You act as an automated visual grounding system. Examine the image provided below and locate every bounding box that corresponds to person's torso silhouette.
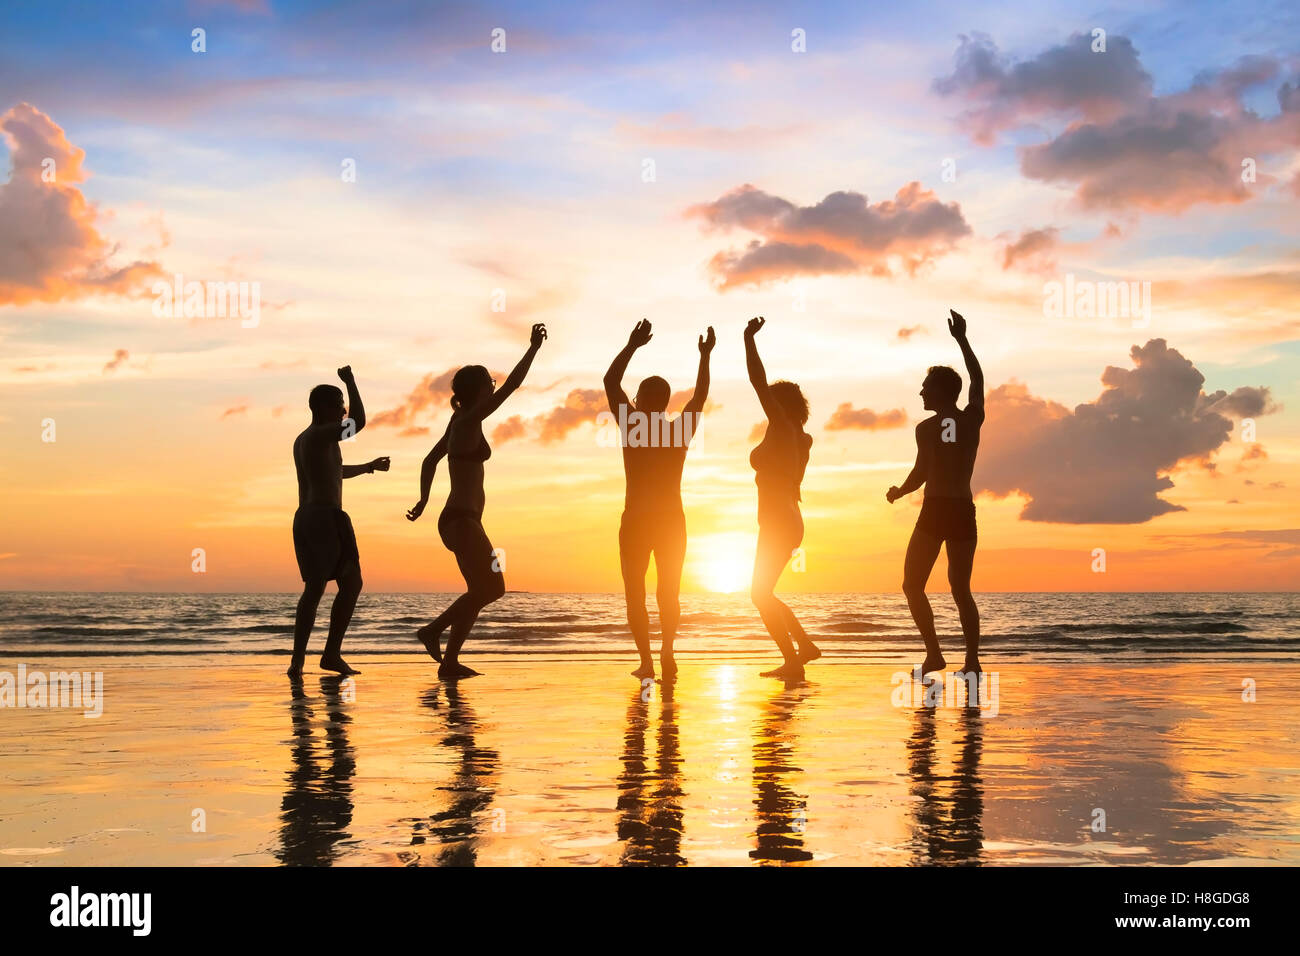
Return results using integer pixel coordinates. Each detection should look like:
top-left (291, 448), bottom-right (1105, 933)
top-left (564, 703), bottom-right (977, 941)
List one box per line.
top-left (749, 419), bottom-right (811, 514)
top-left (621, 413), bottom-right (692, 515)
top-left (293, 428), bottom-right (343, 508)
top-left (918, 404), bottom-right (983, 499)
top-left (444, 411), bottom-right (490, 516)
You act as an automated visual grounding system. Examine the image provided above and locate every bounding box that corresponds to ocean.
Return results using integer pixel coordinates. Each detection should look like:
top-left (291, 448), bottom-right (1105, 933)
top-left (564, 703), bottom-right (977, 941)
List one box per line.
top-left (0, 591), bottom-right (1296, 662)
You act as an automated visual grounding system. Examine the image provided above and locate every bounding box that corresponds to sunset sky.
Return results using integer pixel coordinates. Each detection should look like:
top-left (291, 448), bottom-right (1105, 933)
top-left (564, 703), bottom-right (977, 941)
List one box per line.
top-left (2, 0), bottom-right (1298, 592)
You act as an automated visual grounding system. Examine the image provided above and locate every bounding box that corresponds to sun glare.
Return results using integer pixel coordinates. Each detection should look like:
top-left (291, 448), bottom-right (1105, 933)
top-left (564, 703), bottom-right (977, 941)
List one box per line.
top-left (690, 532), bottom-right (754, 593)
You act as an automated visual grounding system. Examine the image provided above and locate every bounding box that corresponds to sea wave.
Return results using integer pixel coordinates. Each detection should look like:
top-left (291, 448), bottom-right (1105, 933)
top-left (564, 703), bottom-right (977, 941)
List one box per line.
top-left (0, 592), bottom-right (1296, 662)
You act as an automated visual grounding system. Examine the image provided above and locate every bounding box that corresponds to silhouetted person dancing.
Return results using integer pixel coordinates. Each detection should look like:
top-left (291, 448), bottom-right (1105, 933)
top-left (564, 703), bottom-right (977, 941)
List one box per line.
top-left (887, 310), bottom-right (984, 676)
top-left (289, 366), bottom-right (390, 678)
top-left (604, 318), bottom-right (715, 681)
top-left (745, 317), bottom-right (820, 681)
top-left (407, 324), bottom-right (547, 678)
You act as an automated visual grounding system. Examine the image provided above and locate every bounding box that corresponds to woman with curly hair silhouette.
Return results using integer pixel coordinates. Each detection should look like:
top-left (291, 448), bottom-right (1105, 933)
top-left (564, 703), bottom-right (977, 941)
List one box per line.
top-left (744, 317), bottom-right (820, 681)
top-left (407, 323), bottom-right (547, 678)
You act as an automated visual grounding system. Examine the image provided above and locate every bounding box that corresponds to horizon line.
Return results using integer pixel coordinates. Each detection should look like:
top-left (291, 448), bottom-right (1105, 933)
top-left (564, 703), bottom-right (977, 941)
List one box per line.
top-left (1, 589), bottom-right (1296, 596)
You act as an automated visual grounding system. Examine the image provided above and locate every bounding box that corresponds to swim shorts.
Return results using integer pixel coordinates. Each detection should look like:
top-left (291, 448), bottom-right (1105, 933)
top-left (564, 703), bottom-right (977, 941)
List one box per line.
top-left (292, 505), bottom-right (360, 582)
top-left (915, 497), bottom-right (977, 544)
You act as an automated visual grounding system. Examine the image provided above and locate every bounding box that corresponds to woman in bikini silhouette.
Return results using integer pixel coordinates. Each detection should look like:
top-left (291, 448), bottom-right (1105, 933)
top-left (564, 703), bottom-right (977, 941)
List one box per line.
top-left (744, 317), bottom-right (820, 681)
top-left (407, 323), bottom-right (547, 678)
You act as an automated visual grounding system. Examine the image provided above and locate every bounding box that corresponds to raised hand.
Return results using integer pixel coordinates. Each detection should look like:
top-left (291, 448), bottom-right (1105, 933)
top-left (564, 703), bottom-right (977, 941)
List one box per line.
top-left (628, 318), bottom-right (653, 348)
top-left (947, 309), bottom-right (966, 339)
top-left (337, 365), bottom-right (355, 383)
top-left (745, 316), bottom-right (766, 338)
top-left (699, 326), bottom-right (716, 354)
top-left (406, 499), bottom-right (427, 522)
top-left (370, 456), bottom-right (391, 473)
top-left (530, 323), bottom-right (548, 349)
top-left (886, 486), bottom-right (902, 504)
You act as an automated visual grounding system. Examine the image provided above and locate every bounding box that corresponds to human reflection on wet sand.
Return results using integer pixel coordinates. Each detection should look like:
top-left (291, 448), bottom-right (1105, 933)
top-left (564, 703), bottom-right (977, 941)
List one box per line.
top-left (398, 681), bottom-right (499, 866)
top-left (277, 676), bottom-right (356, 866)
top-left (907, 701), bottom-right (984, 865)
top-left (616, 682), bottom-right (686, 865)
top-left (750, 683), bottom-right (815, 863)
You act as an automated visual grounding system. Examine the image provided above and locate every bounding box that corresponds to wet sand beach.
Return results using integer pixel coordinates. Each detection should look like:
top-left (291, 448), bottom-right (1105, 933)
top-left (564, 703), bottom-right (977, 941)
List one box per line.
top-left (2, 657), bottom-right (1297, 866)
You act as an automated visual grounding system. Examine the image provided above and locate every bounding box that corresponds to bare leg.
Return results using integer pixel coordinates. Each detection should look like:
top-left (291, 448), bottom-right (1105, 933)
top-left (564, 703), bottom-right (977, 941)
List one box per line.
top-left (654, 515), bottom-right (686, 681)
top-left (782, 599), bottom-right (820, 663)
top-left (620, 518), bottom-right (654, 679)
top-left (320, 568), bottom-right (362, 675)
top-left (440, 516), bottom-right (504, 678)
top-left (903, 527), bottom-right (944, 674)
top-left (418, 592), bottom-right (481, 663)
top-left (289, 580), bottom-right (326, 677)
top-left (442, 602), bottom-right (485, 668)
top-left (752, 523), bottom-right (801, 679)
top-left (656, 581), bottom-right (680, 680)
top-left (946, 537), bottom-right (981, 671)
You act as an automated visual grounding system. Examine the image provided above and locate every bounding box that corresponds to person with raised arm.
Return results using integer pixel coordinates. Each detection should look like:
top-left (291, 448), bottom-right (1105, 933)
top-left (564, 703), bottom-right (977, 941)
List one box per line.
top-left (886, 309), bottom-right (985, 677)
top-left (744, 317), bottom-right (820, 681)
top-left (288, 366), bottom-right (390, 679)
top-left (604, 318), bottom-right (715, 682)
top-left (407, 323), bottom-right (547, 679)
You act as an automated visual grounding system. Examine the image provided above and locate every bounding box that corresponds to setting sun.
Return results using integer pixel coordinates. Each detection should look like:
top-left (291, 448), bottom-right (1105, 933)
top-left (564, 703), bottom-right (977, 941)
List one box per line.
top-left (689, 533), bottom-right (755, 593)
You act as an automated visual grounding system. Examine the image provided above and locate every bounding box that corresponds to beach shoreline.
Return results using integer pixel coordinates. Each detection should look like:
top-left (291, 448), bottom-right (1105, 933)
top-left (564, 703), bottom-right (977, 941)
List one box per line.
top-left (2, 656), bottom-right (1296, 866)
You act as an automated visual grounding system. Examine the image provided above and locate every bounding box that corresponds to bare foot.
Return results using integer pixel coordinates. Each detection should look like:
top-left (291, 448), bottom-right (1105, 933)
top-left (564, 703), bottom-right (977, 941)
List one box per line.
top-left (761, 661), bottom-right (805, 681)
top-left (797, 642), bottom-right (821, 664)
top-left (958, 656), bottom-right (982, 674)
top-left (286, 660), bottom-right (304, 679)
top-left (416, 623), bottom-right (443, 663)
top-left (320, 656), bottom-right (361, 675)
top-left (439, 662), bottom-right (481, 679)
top-left (631, 662), bottom-right (655, 680)
top-left (660, 657), bottom-right (678, 681)
top-left (916, 652), bottom-right (946, 677)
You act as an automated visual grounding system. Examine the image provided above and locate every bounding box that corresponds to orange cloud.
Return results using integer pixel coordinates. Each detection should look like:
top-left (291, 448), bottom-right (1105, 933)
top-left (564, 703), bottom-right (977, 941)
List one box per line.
top-left (479, 390), bottom-right (605, 445)
top-left (824, 403), bottom-right (907, 431)
top-left (537, 388), bottom-right (605, 443)
top-left (491, 414), bottom-right (526, 444)
top-left (0, 103), bottom-right (162, 305)
top-left (1235, 443), bottom-right (1268, 472)
top-left (368, 367), bottom-right (459, 435)
top-left (102, 348), bottom-right (129, 374)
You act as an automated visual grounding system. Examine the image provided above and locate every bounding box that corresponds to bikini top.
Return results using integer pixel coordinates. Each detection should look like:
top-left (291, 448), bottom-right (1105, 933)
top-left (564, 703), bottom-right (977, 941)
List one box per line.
top-left (449, 435), bottom-right (491, 462)
top-left (447, 412), bottom-right (491, 462)
top-left (750, 429), bottom-right (811, 501)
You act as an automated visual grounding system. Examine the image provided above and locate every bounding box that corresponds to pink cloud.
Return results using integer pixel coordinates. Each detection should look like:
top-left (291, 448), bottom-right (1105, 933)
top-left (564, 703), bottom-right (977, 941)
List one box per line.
top-left (102, 348), bottom-right (129, 373)
top-left (976, 340), bottom-right (1278, 523)
top-left (687, 182), bottom-right (970, 288)
top-left (0, 103), bottom-right (162, 306)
